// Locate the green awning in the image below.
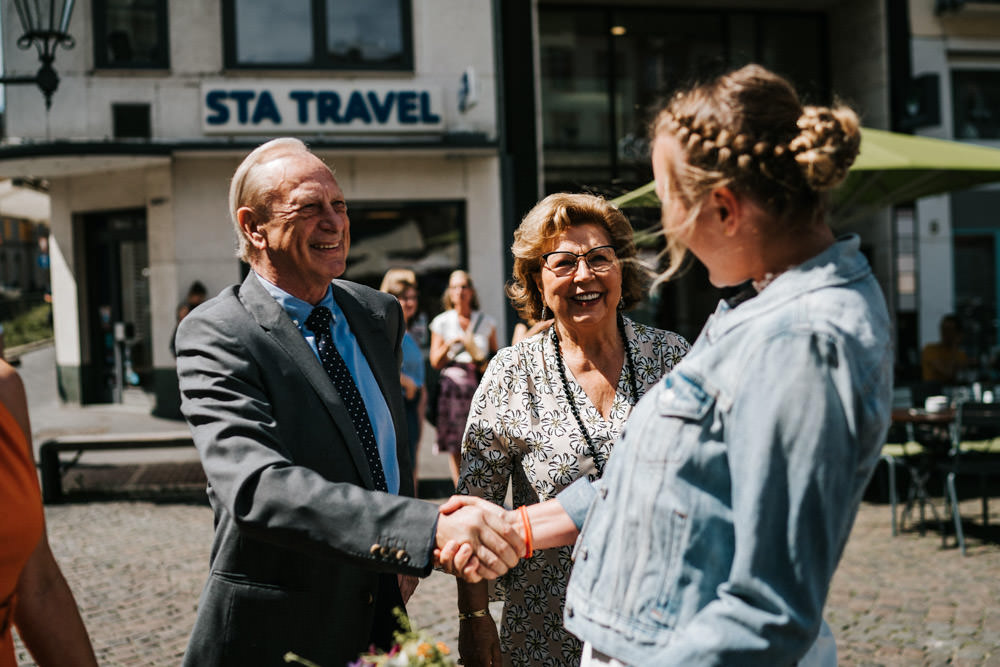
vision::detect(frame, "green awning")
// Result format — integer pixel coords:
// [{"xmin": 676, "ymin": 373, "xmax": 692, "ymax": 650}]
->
[{"xmin": 612, "ymin": 127, "xmax": 1000, "ymax": 224}]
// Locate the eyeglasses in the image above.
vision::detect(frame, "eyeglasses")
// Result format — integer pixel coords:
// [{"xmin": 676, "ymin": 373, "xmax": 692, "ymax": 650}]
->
[{"xmin": 540, "ymin": 245, "xmax": 618, "ymax": 277}]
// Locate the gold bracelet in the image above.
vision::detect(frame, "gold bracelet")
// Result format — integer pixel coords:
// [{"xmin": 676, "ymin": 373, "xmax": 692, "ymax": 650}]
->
[{"xmin": 458, "ymin": 609, "xmax": 490, "ymax": 620}]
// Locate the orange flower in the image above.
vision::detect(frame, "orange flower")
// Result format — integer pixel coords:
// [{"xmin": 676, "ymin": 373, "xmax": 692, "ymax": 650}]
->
[
  {"xmin": 416, "ymin": 643, "xmax": 433, "ymax": 658},
  {"xmin": 436, "ymin": 642, "xmax": 451, "ymax": 655}
]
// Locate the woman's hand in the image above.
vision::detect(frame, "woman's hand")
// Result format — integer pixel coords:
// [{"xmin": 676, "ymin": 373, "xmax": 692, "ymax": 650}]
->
[
  {"xmin": 459, "ymin": 615, "xmax": 502, "ymax": 666},
  {"xmin": 430, "ymin": 332, "xmax": 464, "ymax": 369},
  {"xmin": 400, "ymin": 373, "xmax": 418, "ymax": 400},
  {"xmin": 524, "ymin": 318, "xmax": 554, "ymax": 339}
]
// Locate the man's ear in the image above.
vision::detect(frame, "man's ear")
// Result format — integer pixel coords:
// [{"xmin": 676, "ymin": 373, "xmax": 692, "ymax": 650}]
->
[
  {"xmin": 237, "ymin": 207, "xmax": 268, "ymax": 251},
  {"xmin": 710, "ymin": 187, "xmax": 742, "ymax": 236}
]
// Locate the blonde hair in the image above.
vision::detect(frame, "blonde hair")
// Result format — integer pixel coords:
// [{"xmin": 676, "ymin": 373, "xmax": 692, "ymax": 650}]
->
[
  {"xmin": 442, "ymin": 270, "xmax": 480, "ymax": 311},
  {"xmin": 379, "ymin": 267, "xmax": 418, "ymax": 295},
  {"xmin": 651, "ymin": 64, "xmax": 861, "ymax": 279},
  {"xmin": 507, "ymin": 192, "xmax": 647, "ymax": 322},
  {"xmin": 228, "ymin": 137, "xmax": 335, "ymax": 262}
]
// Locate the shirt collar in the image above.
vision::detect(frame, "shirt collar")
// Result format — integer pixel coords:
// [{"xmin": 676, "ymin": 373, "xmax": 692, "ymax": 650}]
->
[
  {"xmin": 253, "ymin": 272, "xmax": 339, "ymax": 329},
  {"xmin": 704, "ymin": 234, "xmax": 869, "ymax": 339}
]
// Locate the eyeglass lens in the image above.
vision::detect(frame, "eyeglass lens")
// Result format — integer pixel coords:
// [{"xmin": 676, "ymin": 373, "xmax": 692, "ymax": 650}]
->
[{"xmin": 543, "ymin": 246, "xmax": 617, "ymax": 275}]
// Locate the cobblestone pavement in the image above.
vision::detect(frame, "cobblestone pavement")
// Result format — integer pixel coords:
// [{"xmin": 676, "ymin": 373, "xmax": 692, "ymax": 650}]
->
[{"xmin": 13, "ymin": 496, "xmax": 999, "ymax": 666}]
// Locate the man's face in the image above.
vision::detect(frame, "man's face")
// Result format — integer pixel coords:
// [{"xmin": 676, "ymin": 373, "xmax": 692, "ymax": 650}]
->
[{"xmin": 248, "ymin": 153, "xmax": 350, "ymax": 303}]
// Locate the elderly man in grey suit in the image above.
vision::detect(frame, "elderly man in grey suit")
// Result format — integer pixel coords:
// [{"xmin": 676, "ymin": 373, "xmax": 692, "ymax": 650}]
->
[{"xmin": 175, "ymin": 137, "xmax": 521, "ymax": 666}]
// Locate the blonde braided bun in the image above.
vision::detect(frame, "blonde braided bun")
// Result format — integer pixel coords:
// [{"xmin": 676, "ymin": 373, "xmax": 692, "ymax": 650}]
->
[{"xmin": 790, "ymin": 106, "xmax": 861, "ymax": 192}]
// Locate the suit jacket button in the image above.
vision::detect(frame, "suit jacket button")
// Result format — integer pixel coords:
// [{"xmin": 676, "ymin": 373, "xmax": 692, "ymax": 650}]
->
[
  {"xmin": 370, "ymin": 544, "xmax": 381, "ymax": 555},
  {"xmin": 367, "ymin": 592, "xmax": 374, "ymax": 605}
]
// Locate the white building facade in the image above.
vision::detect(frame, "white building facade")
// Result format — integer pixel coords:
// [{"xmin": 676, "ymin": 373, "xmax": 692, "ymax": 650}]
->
[
  {"xmin": 904, "ymin": 0, "xmax": 1000, "ymax": 379},
  {"xmin": 1, "ymin": 0, "xmax": 506, "ymax": 413}
]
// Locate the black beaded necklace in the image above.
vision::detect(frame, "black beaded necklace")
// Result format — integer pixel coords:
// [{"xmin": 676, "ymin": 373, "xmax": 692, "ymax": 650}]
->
[{"xmin": 550, "ymin": 313, "xmax": 640, "ymax": 458}]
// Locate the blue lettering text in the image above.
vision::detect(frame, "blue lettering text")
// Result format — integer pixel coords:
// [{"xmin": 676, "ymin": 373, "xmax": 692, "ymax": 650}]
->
[
  {"xmin": 229, "ymin": 91, "xmax": 255, "ymax": 124},
  {"xmin": 289, "ymin": 91, "xmax": 315, "ymax": 124},
  {"xmin": 317, "ymin": 92, "xmax": 343, "ymax": 124},
  {"xmin": 343, "ymin": 91, "xmax": 373, "ymax": 124},
  {"xmin": 419, "ymin": 92, "xmax": 441, "ymax": 124},
  {"xmin": 367, "ymin": 91, "xmax": 395, "ymax": 124},
  {"xmin": 397, "ymin": 91, "xmax": 418, "ymax": 124},
  {"xmin": 205, "ymin": 90, "xmax": 229, "ymax": 125},
  {"xmin": 252, "ymin": 91, "xmax": 282, "ymax": 124}
]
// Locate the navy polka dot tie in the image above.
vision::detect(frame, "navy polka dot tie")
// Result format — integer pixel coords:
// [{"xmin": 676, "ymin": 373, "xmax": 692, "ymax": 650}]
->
[{"xmin": 305, "ymin": 306, "xmax": 388, "ymax": 492}]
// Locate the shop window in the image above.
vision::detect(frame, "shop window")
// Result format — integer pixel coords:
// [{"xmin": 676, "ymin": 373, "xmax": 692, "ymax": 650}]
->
[
  {"xmin": 539, "ymin": 6, "xmax": 827, "ymax": 196},
  {"xmin": 952, "ymin": 69, "xmax": 1000, "ymax": 139},
  {"xmin": 93, "ymin": 0, "xmax": 169, "ymax": 69},
  {"xmin": 342, "ymin": 201, "xmax": 465, "ymax": 329},
  {"xmin": 223, "ymin": 0, "xmax": 412, "ymax": 71}
]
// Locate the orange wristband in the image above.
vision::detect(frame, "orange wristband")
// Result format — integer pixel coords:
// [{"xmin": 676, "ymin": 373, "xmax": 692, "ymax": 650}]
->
[{"xmin": 519, "ymin": 505, "xmax": 534, "ymax": 559}]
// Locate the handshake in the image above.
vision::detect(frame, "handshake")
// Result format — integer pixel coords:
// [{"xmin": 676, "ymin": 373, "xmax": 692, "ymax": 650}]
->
[{"xmin": 432, "ymin": 495, "xmax": 528, "ymax": 582}]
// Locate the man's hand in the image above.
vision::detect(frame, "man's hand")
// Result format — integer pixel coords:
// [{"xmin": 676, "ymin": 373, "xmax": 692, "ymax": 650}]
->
[{"xmin": 435, "ymin": 496, "xmax": 524, "ymax": 582}]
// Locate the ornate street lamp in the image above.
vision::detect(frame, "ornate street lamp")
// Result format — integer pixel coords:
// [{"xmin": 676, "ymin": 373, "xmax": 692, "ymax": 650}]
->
[{"xmin": 1, "ymin": 0, "xmax": 76, "ymax": 109}]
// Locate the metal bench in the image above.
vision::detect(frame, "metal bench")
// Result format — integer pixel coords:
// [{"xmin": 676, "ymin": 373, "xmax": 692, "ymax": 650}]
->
[{"xmin": 39, "ymin": 431, "xmax": 195, "ymax": 503}]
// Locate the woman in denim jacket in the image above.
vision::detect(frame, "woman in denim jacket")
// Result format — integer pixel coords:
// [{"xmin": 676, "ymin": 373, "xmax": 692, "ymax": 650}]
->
[{"xmin": 440, "ymin": 64, "xmax": 892, "ymax": 665}]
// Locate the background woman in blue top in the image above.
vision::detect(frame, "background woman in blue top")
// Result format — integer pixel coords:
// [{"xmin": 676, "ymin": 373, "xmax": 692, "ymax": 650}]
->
[
  {"xmin": 440, "ymin": 64, "xmax": 892, "ymax": 665},
  {"xmin": 381, "ymin": 268, "xmax": 426, "ymax": 492}
]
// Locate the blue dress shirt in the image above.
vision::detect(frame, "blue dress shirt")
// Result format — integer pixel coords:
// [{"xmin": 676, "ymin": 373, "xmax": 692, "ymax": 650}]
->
[{"xmin": 255, "ymin": 273, "xmax": 400, "ymax": 495}]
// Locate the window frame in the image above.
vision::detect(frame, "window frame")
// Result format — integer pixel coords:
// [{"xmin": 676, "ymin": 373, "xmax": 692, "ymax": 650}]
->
[
  {"xmin": 221, "ymin": 0, "xmax": 414, "ymax": 72},
  {"xmin": 92, "ymin": 0, "xmax": 171, "ymax": 70}
]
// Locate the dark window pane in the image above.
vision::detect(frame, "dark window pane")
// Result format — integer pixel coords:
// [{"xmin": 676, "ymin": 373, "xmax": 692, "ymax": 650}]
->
[
  {"xmin": 226, "ymin": 0, "xmax": 411, "ymax": 70},
  {"xmin": 610, "ymin": 10, "xmax": 727, "ymax": 172},
  {"xmin": 954, "ymin": 233, "xmax": 997, "ymax": 360},
  {"xmin": 540, "ymin": 9, "xmax": 612, "ymax": 177},
  {"xmin": 952, "ymin": 70, "xmax": 1000, "ymax": 139},
  {"xmin": 234, "ymin": 0, "xmax": 313, "ymax": 65},
  {"xmin": 758, "ymin": 15, "xmax": 827, "ymax": 102},
  {"xmin": 326, "ymin": 0, "xmax": 405, "ymax": 67},
  {"xmin": 112, "ymin": 104, "xmax": 151, "ymax": 139},
  {"xmin": 539, "ymin": 6, "xmax": 828, "ymax": 195},
  {"xmin": 343, "ymin": 201, "xmax": 466, "ymax": 325},
  {"xmin": 96, "ymin": 0, "xmax": 168, "ymax": 68}
]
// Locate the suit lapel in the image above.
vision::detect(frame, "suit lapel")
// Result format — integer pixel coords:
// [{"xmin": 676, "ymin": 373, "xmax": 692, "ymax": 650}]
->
[{"xmin": 238, "ymin": 273, "xmax": 376, "ymax": 490}]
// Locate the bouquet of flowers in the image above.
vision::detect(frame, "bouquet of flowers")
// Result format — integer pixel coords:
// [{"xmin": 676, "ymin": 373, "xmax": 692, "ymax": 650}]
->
[{"xmin": 284, "ymin": 609, "xmax": 456, "ymax": 667}]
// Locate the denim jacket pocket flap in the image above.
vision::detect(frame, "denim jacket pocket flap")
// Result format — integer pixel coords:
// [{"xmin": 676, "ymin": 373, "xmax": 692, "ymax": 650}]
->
[{"xmin": 657, "ymin": 373, "xmax": 714, "ymax": 421}]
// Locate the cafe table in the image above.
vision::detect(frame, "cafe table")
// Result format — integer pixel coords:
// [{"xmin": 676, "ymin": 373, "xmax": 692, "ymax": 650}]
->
[{"xmin": 888, "ymin": 407, "xmax": 956, "ymax": 536}]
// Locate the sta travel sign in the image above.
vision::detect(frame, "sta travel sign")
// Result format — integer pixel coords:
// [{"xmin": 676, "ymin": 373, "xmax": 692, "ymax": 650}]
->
[{"xmin": 201, "ymin": 82, "xmax": 444, "ymax": 134}]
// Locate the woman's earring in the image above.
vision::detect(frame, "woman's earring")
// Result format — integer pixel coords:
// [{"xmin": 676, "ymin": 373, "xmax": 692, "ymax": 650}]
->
[{"xmin": 541, "ymin": 305, "xmax": 550, "ymax": 320}]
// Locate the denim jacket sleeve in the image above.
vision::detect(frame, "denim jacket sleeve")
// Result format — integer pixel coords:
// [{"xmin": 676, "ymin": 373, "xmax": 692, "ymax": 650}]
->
[
  {"xmin": 653, "ymin": 331, "xmax": 861, "ymax": 665},
  {"xmin": 557, "ymin": 476, "xmax": 599, "ymax": 529}
]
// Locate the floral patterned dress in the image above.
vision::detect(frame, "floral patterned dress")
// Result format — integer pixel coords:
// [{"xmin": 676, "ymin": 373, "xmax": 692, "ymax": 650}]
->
[{"xmin": 457, "ymin": 317, "xmax": 689, "ymax": 666}]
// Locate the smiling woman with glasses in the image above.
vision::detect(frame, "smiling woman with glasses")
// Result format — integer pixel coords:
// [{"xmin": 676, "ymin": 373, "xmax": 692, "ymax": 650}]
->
[{"xmin": 453, "ymin": 192, "xmax": 689, "ymax": 665}]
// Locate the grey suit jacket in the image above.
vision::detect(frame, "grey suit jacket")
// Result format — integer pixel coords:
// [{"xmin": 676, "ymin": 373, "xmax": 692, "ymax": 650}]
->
[{"xmin": 176, "ymin": 273, "xmax": 440, "ymax": 667}]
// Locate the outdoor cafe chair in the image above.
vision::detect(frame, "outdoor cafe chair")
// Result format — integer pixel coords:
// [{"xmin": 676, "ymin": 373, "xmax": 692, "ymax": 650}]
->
[
  {"xmin": 938, "ymin": 401, "xmax": 1000, "ymax": 555},
  {"xmin": 882, "ymin": 386, "xmax": 942, "ymax": 536}
]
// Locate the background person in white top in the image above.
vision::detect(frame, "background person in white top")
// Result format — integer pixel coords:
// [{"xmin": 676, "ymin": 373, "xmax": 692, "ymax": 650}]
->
[{"xmin": 429, "ymin": 270, "xmax": 498, "ymax": 485}]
